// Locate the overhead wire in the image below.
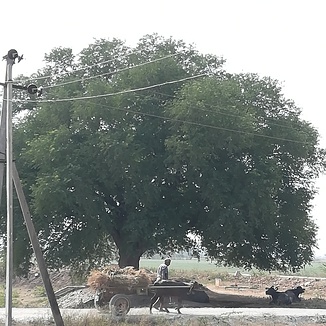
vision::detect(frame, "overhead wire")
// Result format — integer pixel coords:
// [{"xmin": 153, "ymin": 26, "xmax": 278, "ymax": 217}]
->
[
  {"xmin": 42, "ymin": 53, "xmax": 178, "ymax": 90},
  {"xmin": 12, "ymin": 75, "xmax": 314, "ymax": 145},
  {"xmin": 82, "ymin": 100, "xmax": 313, "ymax": 145},
  {"xmin": 151, "ymin": 91, "xmax": 311, "ymax": 135},
  {"xmin": 11, "ymin": 52, "xmax": 315, "ymax": 145},
  {"xmin": 33, "ymin": 50, "xmax": 306, "ymax": 135},
  {"xmin": 13, "ymin": 74, "xmax": 206, "ymax": 104},
  {"xmin": 13, "ymin": 47, "xmax": 145, "ymax": 84}
]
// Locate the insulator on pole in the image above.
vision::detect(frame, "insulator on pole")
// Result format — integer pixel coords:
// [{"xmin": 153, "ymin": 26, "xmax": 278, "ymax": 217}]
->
[
  {"xmin": 7, "ymin": 49, "xmax": 18, "ymax": 60},
  {"xmin": 27, "ymin": 84, "xmax": 38, "ymax": 95}
]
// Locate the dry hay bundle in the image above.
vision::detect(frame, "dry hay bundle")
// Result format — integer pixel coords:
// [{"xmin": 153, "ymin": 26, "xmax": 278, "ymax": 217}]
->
[
  {"xmin": 87, "ymin": 266, "xmax": 154, "ymax": 291},
  {"xmin": 87, "ymin": 270, "xmax": 109, "ymax": 290}
]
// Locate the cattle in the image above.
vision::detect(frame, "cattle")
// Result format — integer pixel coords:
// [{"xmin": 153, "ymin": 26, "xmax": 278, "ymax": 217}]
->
[
  {"xmin": 149, "ymin": 280, "xmax": 200, "ymax": 314},
  {"xmin": 285, "ymin": 286, "xmax": 305, "ymax": 302},
  {"xmin": 265, "ymin": 286, "xmax": 296, "ymax": 305}
]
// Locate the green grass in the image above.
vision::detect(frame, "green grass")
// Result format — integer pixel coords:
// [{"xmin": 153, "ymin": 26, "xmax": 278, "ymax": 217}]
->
[
  {"xmin": 285, "ymin": 261, "xmax": 326, "ymax": 277},
  {"xmin": 140, "ymin": 259, "xmax": 221, "ymax": 271},
  {"xmin": 140, "ymin": 259, "xmax": 326, "ymax": 278},
  {"xmin": 34, "ymin": 285, "xmax": 46, "ymax": 297},
  {"xmin": 0, "ymin": 285, "xmax": 20, "ymax": 307},
  {"xmin": 0, "ymin": 286, "xmax": 3, "ymax": 307}
]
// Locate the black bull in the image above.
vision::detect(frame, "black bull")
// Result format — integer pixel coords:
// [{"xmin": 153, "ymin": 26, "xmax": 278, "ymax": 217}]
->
[{"xmin": 149, "ymin": 281, "xmax": 200, "ymax": 314}]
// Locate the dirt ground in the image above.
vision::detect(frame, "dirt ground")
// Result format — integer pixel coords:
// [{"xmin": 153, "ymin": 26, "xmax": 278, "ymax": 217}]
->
[
  {"xmin": 3, "ymin": 269, "xmax": 326, "ymax": 326},
  {"xmin": 9, "ymin": 269, "xmax": 326, "ymax": 309},
  {"xmin": 11, "ymin": 269, "xmax": 73, "ymax": 307},
  {"xmin": 205, "ymin": 274, "xmax": 326, "ymax": 309}
]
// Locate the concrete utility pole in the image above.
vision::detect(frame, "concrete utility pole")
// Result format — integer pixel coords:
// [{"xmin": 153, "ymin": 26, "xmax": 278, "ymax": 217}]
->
[
  {"xmin": 0, "ymin": 49, "xmax": 64, "ymax": 326},
  {"xmin": 4, "ymin": 48, "xmax": 16, "ymax": 326},
  {"xmin": 0, "ymin": 71, "xmax": 7, "ymax": 206}
]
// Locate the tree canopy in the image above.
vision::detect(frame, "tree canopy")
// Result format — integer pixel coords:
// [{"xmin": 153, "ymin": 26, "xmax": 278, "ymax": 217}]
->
[{"xmin": 3, "ymin": 34, "xmax": 325, "ymax": 273}]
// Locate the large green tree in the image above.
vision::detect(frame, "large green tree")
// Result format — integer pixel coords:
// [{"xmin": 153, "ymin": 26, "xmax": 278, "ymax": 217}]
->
[{"xmin": 5, "ymin": 34, "xmax": 325, "ymax": 272}]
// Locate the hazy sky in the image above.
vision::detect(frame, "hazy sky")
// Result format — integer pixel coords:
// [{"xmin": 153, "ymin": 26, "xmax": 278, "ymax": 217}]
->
[{"xmin": 1, "ymin": 0, "xmax": 325, "ymax": 255}]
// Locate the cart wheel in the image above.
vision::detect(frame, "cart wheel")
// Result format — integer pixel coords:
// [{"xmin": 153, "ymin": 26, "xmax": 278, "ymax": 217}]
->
[{"xmin": 109, "ymin": 294, "xmax": 130, "ymax": 317}]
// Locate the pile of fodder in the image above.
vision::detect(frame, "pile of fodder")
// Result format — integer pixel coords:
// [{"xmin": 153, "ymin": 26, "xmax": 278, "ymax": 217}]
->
[{"xmin": 87, "ymin": 266, "xmax": 155, "ymax": 292}]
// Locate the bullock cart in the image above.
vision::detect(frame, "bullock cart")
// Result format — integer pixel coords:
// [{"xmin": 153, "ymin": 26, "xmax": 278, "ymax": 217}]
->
[
  {"xmin": 93, "ymin": 280, "xmax": 199, "ymax": 316},
  {"xmin": 94, "ymin": 283, "xmax": 148, "ymax": 317},
  {"xmin": 89, "ymin": 267, "xmax": 152, "ymax": 317},
  {"xmin": 88, "ymin": 267, "xmax": 204, "ymax": 317}
]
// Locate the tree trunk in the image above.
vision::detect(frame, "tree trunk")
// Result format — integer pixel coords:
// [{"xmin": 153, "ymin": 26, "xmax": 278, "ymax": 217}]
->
[
  {"xmin": 112, "ymin": 228, "xmax": 145, "ymax": 269},
  {"xmin": 118, "ymin": 249, "xmax": 143, "ymax": 269}
]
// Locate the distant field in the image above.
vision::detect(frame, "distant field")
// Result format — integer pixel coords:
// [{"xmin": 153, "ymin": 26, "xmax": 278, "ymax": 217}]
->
[
  {"xmin": 139, "ymin": 259, "xmax": 326, "ymax": 278},
  {"xmin": 140, "ymin": 259, "xmax": 235, "ymax": 272}
]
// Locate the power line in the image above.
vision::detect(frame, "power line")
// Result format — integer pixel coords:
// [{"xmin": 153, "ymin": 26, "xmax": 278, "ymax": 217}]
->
[
  {"xmin": 12, "ymin": 75, "xmax": 314, "ymax": 144},
  {"xmin": 83, "ymin": 100, "xmax": 313, "ymax": 145},
  {"xmin": 16, "ymin": 53, "xmax": 177, "ymax": 91},
  {"xmin": 14, "ymin": 48, "xmax": 144, "ymax": 84},
  {"xmin": 7, "ymin": 46, "xmax": 314, "ymax": 140},
  {"xmin": 151, "ymin": 91, "xmax": 310, "ymax": 135},
  {"xmin": 10, "ymin": 73, "xmax": 314, "ymax": 142},
  {"xmin": 11, "ymin": 59, "xmax": 315, "ymax": 145},
  {"xmin": 15, "ymin": 48, "xmax": 303, "ymax": 134},
  {"xmin": 42, "ymin": 53, "xmax": 178, "ymax": 90},
  {"xmin": 14, "ymin": 74, "xmax": 206, "ymax": 104},
  {"xmin": 15, "ymin": 57, "xmax": 307, "ymax": 136}
]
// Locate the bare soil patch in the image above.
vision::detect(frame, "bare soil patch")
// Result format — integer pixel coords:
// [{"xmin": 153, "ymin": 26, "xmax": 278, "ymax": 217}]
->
[
  {"xmin": 10, "ymin": 268, "xmax": 74, "ymax": 307},
  {"xmin": 208, "ymin": 274, "xmax": 326, "ymax": 309}
]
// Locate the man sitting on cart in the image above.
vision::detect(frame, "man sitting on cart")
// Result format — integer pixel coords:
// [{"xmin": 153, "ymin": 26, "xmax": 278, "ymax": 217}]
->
[{"xmin": 155, "ymin": 258, "xmax": 171, "ymax": 283}]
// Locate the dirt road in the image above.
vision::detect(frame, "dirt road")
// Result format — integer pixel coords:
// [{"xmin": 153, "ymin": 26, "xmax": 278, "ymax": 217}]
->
[
  {"xmin": 0, "ymin": 308, "xmax": 98, "ymax": 323},
  {"xmin": 1, "ymin": 307, "xmax": 326, "ymax": 325}
]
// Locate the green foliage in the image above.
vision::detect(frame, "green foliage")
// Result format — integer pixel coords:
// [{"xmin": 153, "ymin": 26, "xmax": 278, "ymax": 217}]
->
[
  {"xmin": 69, "ymin": 266, "xmax": 89, "ymax": 285},
  {"xmin": 165, "ymin": 75, "xmax": 324, "ymax": 271},
  {"xmin": 0, "ymin": 286, "xmax": 3, "ymax": 307},
  {"xmin": 34, "ymin": 286, "xmax": 46, "ymax": 297},
  {"xmin": 7, "ymin": 34, "xmax": 326, "ymax": 274},
  {"xmin": 0, "ymin": 286, "xmax": 19, "ymax": 308},
  {"xmin": 0, "ymin": 253, "xmax": 5, "ymax": 279}
]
